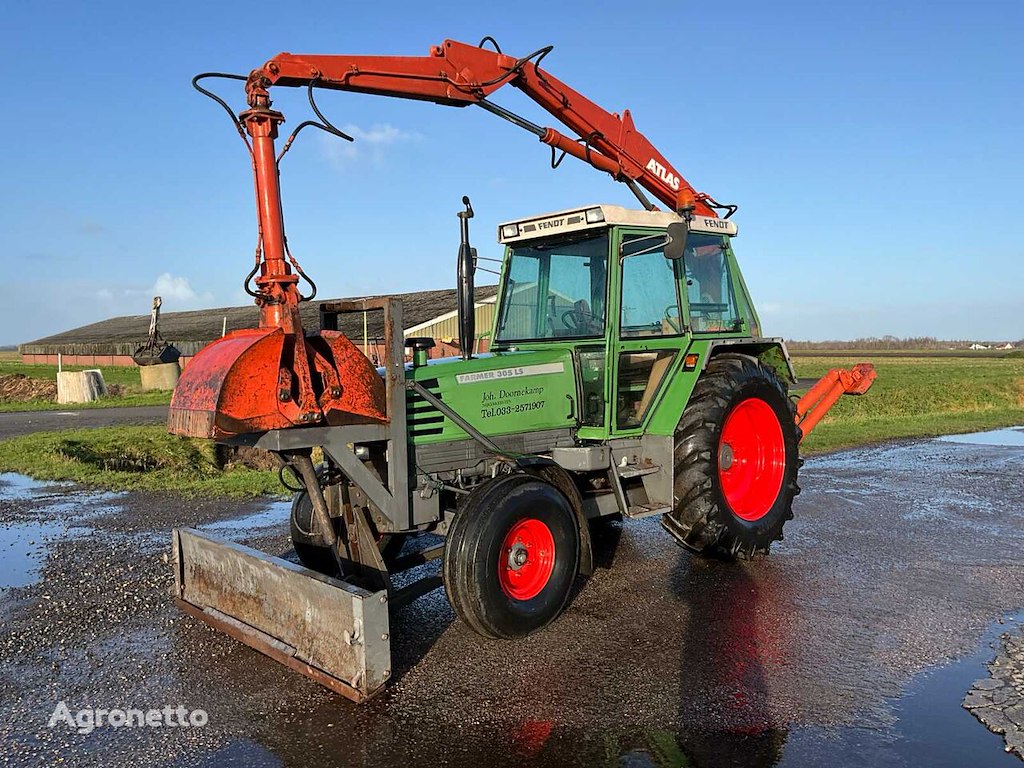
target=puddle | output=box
[199,501,290,538]
[0,472,64,502]
[0,520,67,590]
[938,427,1024,447]
[0,473,127,590]
[190,739,282,767]
[782,610,1024,767]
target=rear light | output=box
[684,353,699,371]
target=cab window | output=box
[684,234,741,333]
[619,234,683,337]
[495,233,608,342]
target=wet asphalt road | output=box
[0,405,168,440]
[1,431,1023,767]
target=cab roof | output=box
[497,204,738,244]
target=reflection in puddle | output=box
[0,473,124,591]
[0,520,65,590]
[0,472,60,501]
[938,427,1024,447]
[781,611,1024,768]
[198,501,290,538]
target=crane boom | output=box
[247,39,716,216]
[171,38,724,440]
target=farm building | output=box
[19,287,499,367]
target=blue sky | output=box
[2,0,1021,345]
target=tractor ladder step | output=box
[625,503,672,519]
[616,464,661,480]
[608,465,669,519]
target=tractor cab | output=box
[490,204,761,434]
[493,204,758,344]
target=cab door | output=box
[608,229,691,435]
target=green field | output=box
[794,354,1024,453]
[0,360,173,412]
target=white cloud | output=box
[93,273,215,315]
[321,123,421,167]
[150,272,207,303]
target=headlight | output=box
[585,207,605,224]
[500,223,520,239]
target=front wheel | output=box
[663,354,801,559]
[443,474,580,639]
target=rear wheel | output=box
[662,354,800,559]
[443,473,580,639]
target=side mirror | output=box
[664,221,689,260]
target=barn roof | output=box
[20,286,499,356]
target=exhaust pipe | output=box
[456,195,476,360]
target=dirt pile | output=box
[0,374,56,402]
[215,444,280,471]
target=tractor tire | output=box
[662,354,800,560]
[443,473,580,639]
[290,486,404,575]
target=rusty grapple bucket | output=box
[172,528,392,701]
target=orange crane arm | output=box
[247,39,716,216]
[795,363,877,439]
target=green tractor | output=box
[172,201,873,702]
[406,203,805,635]
[170,40,876,702]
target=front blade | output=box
[172,528,391,702]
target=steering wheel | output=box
[663,304,682,333]
[562,309,590,332]
[561,300,597,334]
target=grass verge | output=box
[795,355,1024,453]
[0,361,146,387]
[0,391,171,413]
[0,426,281,497]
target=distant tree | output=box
[788,336,976,351]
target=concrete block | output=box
[56,370,107,404]
[139,361,181,391]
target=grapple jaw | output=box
[168,327,387,439]
[132,343,181,367]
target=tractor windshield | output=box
[495,232,608,342]
[683,234,742,333]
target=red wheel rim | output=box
[498,519,555,600]
[718,398,786,521]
